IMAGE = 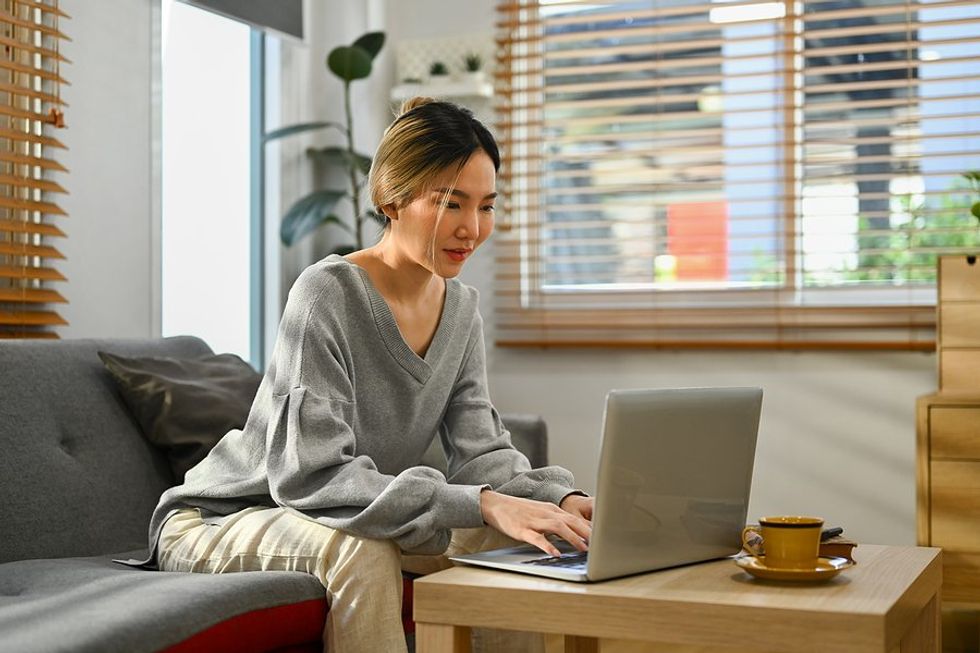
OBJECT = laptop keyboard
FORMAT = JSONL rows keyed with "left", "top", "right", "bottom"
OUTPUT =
{"left": 521, "top": 551, "right": 589, "bottom": 569}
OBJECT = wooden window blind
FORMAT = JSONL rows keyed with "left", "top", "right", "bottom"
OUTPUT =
{"left": 0, "top": 0, "right": 68, "bottom": 339}
{"left": 494, "top": 0, "right": 980, "bottom": 349}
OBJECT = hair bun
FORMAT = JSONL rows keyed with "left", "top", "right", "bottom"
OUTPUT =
{"left": 397, "top": 96, "right": 436, "bottom": 117}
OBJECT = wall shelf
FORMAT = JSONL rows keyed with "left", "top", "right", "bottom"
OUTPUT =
{"left": 390, "top": 78, "right": 493, "bottom": 103}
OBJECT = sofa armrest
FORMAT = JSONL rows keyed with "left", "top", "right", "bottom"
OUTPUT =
{"left": 419, "top": 413, "right": 549, "bottom": 474}
{"left": 500, "top": 413, "right": 548, "bottom": 470}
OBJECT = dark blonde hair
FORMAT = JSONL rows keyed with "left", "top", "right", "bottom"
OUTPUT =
{"left": 369, "top": 97, "right": 500, "bottom": 229}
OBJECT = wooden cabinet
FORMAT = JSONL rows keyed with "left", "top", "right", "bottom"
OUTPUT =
{"left": 938, "top": 257, "right": 980, "bottom": 392}
{"left": 917, "top": 393, "right": 980, "bottom": 603}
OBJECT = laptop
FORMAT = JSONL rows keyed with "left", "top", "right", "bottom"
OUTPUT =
{"left": 450, "top": 386, "right": 763, "bottom": 582}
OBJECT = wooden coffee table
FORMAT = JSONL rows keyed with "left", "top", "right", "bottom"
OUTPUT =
{"left": 413, "top": 544, "right": 941, "bottom": 652}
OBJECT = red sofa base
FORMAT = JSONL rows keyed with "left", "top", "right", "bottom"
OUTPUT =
{"left": 162, "top": 598, "right": 327, "bottom": 653}
{"left": 162, "top": 577, "right": 417, "bottom": 652}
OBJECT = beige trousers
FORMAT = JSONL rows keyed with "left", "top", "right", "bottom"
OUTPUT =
{"left": 158, "top": 506, "right": 545, "bottom": 653}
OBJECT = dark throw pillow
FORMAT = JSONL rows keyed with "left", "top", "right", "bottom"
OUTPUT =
{"left": 98, "top": 350, "right": 262, "bottom": 483}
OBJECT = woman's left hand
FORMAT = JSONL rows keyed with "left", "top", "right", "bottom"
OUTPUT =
{"left": 560, "top": 494, "right": 593, "bottom": 523}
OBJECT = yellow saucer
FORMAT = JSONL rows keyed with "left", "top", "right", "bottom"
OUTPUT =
{"left": 735, "top": 555, "right": 855, "bottom": 582}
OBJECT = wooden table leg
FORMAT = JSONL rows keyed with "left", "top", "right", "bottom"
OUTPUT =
{"left": 895, "top": 591, "right": 941, "bottom": 653}
{"left": 416, "top": 622, "right": 472, "bottom": 653}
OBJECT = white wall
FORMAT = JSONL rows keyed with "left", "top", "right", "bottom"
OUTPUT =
{"left": 58, "top": 0, "right": 157, "bottom": 339}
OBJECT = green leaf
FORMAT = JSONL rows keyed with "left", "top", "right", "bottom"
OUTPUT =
{"left": 307, "top": 146, "right": 347, "bottom": 168}
{"left": 327, "top": 46, "right": 372, "bottom": 82}
{"left": 972, "top": 201, "right": 980, "bottom": 221}
{"left": 263, "top": 121, "right": 347, "bottom": 143}
{"left": 280, "top": 190, "right": 346, "bottom": 246}
{"left": 352, "top": 151, "right": 372, "bottom": 174}
{"left": 365, "top": 209, "right": 387, "bottom": 226}
{"left": 352, "top": 32, "right": 385, "bottom": 61}
{"left": 307, "top": 146, "right": 372, "bottom": 174}
{"left": 322, "top": 214, "right": 356, "bottom": 236}
{"left": 330, "top": 245, "right": 357, "bottom": 256}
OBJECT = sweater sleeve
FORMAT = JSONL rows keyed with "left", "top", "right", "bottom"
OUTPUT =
{"left": 265, "top": 273, "right": 489, "bottom": 555}
{"left": 440, "top": 311, "right": 584, "bottom": 506}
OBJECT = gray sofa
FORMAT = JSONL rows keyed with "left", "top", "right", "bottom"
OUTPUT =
{"left": 0, "top": 336, "right": 548, "bottom": 653}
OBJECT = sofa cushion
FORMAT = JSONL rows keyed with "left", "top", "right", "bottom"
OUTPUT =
{"left": 0, "top": 549, "right": 327, "bottom": 653}
{"left": 419, "top": 412, "right": 549, "bottom": 473}
{"left": 0, "top": 336, "right": 213, "bottom": 564}
{"left": 97, "top": 350, "right": 262, "bottom": 483}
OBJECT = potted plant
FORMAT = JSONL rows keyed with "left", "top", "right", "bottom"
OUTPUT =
{"left": 965, "top": 170, "right": 980, "bottom": 265}
{"left": 262, "top": 31, "right": 386, "bottom": 254}
{"left": 429, "top": 61, "right": 449, "bottom": 83}
{"left": 463, "top": 53, "right": 484, "bottom": 84}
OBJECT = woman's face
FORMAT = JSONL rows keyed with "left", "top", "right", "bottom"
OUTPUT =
{"left": 386, "top": 149, "right": 496, "bottom": 278}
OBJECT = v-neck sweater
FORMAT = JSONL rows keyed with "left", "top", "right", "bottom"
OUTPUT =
{"left": 123, "top": 255, "right": 579, "bottom": 568}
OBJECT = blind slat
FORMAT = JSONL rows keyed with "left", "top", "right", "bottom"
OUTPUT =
{"left": 0, "top": 34, "right": 69, "bottom": 62}
{"left": 0, "top": 288, "right": 66, "bottom": 303}
{"left": 14, "top": 0, "right": 70, "bottom": 18}
{"left": 0, "top": 10, "right": 70, "bottom": 40}
{"left": 0, "top": 82, "right": 68, "bottom": 106}
{"left": 0, "top": 242, "right": 65, "bottom": 259}
{"left": 0, "top": 150, "right": 67, "bottom": 172}
{"left": 0, "top": 127, "right": 67, "bottom": 148}
{"left": 0, "top": 59, "right": 69, "bottom": 85}
{"left": 0, "top": 103, "right": 67, "bottom": 125}
{"left": 0, "top": 265, "right": 66, "bottom": 281}
{"left": 0, "top": 310, "right": 68, "bottom": 326}
{"left": 805, "top": 15, "right": 980, "bottom": 40}
{"left": 0, "top": 218, "right": 65, "bottom": 237}
{"left": 499, "top": 187, "right": 975, "bottom": 212}
{"left": 498, "top": 92, "right": 980, "bottom": 121}
{"left": 0, "top": 174, "right": 67, "bottom": 193}
{"left": 0, "top": 196, "right": 66, "bottom": 215}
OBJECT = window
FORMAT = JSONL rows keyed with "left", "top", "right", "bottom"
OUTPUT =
{"left": 494, "top": 0, "right": 980, "bottom": 348}
{"left": 161, "top": 0, "right": 257, "bottom": 361}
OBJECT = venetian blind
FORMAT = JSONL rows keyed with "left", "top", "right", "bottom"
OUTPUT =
{"left": 0, "top": 0, "right": 68, "bottom": 339}
{"left": 493, "top": 0, "right": 980, "bottom": 349}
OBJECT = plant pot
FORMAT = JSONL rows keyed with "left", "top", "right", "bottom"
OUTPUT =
{"left": 428, "top": 74, "right": 450, "bottom": 84}
{"left": 464, "top": 71, "right": 486, "bottom": 84}
{"left": 936, "top": 254, "right": 980, "bottom": 393}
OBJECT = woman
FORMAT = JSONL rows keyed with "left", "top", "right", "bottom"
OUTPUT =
{"left": 144, "top": 97, "right": 594, "bottom": 652}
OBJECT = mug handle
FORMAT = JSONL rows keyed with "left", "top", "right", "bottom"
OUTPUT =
{"left": 741, "top": 525, "right": 764, "bottom": 558}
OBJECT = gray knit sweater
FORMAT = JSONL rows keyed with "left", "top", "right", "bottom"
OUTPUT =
{"left": 120, "top": 255, "right": 578, "bottom": 568}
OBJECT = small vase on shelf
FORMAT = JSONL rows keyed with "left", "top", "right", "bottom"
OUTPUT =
{"left": 463, "top": 53, "right": 485, "bottom": 86}
{"left": 428, "top": 61, "right": 449, "bottom": 84}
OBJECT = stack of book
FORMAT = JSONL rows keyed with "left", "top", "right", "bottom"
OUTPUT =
{"left": 820, "top": 535, "right": 858, "bottom": 562}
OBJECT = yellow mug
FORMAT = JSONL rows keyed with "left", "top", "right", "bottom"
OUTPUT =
{"left": 741, "top": 516, "right": 824, "bottom": 570}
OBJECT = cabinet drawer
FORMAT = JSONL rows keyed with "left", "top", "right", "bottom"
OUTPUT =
{"left": 940, "top": 256, "right": 980, "bottom": 302}
{"left": 931, "top": 460, "right": 980, "bottom": 551}
{"left": 940, "top": 350, "right": 980, "bottom": 393}
{"left": 932, "top": 407, "right": 980, "bottom": 459}
{"left": 941, "top": 303, "right": 980, "bottom": 348}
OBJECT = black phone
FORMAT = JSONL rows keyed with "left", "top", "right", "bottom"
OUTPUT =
{"left": 820, "top": 527, "right": 843, "bottom": 541}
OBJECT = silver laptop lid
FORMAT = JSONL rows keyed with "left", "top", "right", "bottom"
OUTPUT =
{"left": 586, "top": 387, "right": 762, "bottom": 581}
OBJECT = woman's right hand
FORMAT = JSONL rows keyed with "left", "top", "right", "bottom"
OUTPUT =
{"left": 479, "top": 489, "right": 592, "bottom": 557}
